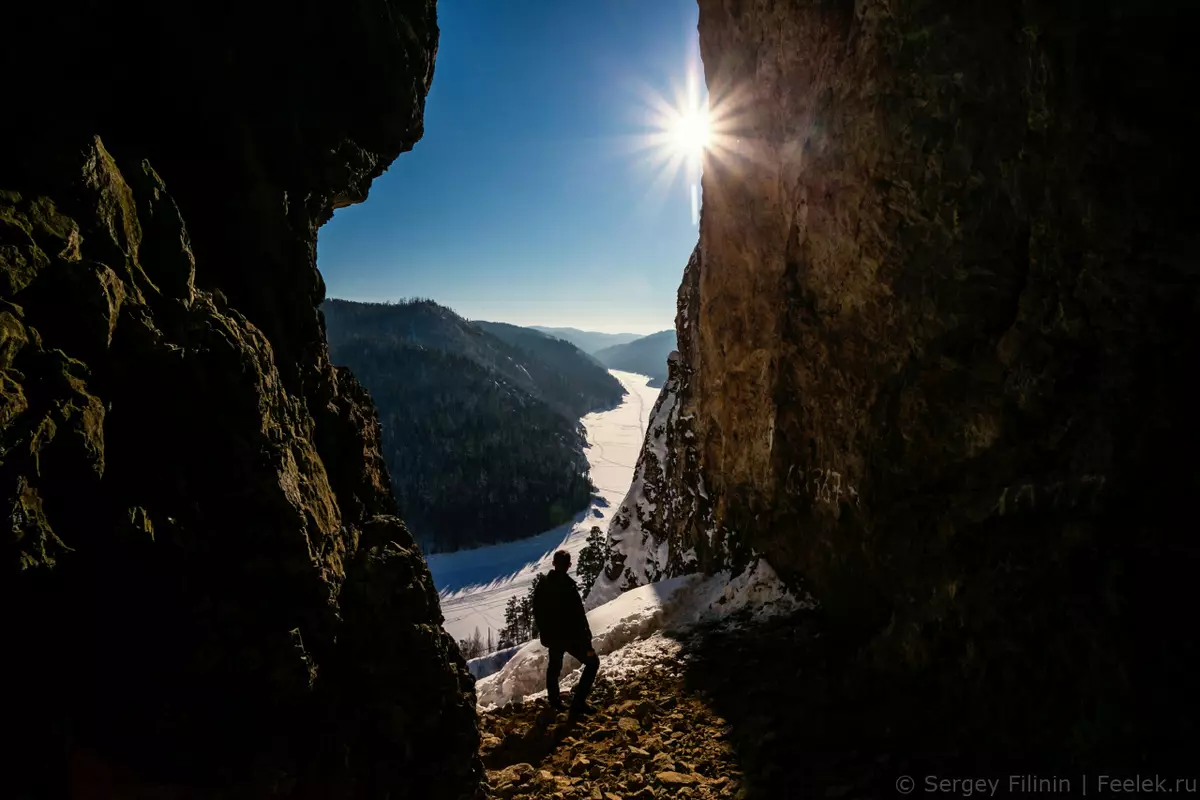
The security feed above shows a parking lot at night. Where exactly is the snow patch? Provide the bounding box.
[474,575,693,707]
[466,644,522,680]
[645,389,678,482]
[475,559,812,709]
[654,539,669,574]
[493,633,685,708]
[664,558,807,626]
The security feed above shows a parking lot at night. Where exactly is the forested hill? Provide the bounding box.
[594,329,678,388]
[321,298,624,552]
[324,299,625,417]
[469,320,625,414]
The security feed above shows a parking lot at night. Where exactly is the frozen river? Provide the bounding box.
[425,370,659,643]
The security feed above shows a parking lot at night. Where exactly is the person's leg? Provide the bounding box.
[565,642,600,710]
[545,647,565,708]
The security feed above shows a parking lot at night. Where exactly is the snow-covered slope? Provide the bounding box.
[585,353,705,610]
[474,558,811,708]
[426,370,662,643]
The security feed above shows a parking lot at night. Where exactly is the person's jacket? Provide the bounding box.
[533,569,592,649]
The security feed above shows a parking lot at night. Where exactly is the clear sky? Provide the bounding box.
[316,0,706,335]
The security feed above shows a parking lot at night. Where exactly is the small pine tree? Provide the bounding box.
[470,627,484,659]
[503,596,520,641]
[527,574,544,639]
[576,525,607,598]
[517,594,533,642]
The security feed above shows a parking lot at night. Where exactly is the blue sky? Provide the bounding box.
[316,0,705,335]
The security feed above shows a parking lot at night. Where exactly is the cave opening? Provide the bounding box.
[5,0,1198,797]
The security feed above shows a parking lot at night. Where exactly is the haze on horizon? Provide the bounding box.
[316,0,707,336]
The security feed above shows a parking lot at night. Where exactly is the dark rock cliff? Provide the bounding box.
[3,1,482,797]
[605,0,1198,763]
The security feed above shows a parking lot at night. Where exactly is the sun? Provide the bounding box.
[623,79,713,225]
[668,105,711,158]
[622,59,747,224]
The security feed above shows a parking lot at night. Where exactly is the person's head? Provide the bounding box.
[552,550,571,572]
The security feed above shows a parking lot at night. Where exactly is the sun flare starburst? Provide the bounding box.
[623,59,747,225]
[668,106,711,159]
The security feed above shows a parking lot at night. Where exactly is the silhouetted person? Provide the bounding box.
[533,550,599,716]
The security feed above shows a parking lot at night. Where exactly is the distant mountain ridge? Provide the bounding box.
[530,326,644,355]
[594,329,677,388]
[321,298,626,552]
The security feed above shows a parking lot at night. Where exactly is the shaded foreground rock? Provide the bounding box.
[479,659,745,800]
[605,0,1200,764]
[482,610,1196,800]
[3,1,481,798]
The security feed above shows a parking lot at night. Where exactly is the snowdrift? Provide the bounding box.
[473,559,811,708]
[466,645,522,680]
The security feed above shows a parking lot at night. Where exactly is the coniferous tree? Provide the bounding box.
[469,627,484,659]
[501,596,520,645]
[497,575,561,647]
[576,526,607,598]
[517,595,533,642]
[527,573,544,639]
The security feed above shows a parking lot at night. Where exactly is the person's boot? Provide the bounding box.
[548,696,565,712]
[568,701,595,718]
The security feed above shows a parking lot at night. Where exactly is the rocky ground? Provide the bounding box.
[480,653,745,800]
[477,611,893,800]
[478,607,1196,800]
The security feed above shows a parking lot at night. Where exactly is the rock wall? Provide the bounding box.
[590,249,750,608]
[609,0,1199,760]
[3,1,482,797]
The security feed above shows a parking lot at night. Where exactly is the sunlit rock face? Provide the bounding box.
[590,247,754,609]
[2,1,482,797]
[612,0,1198,760]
